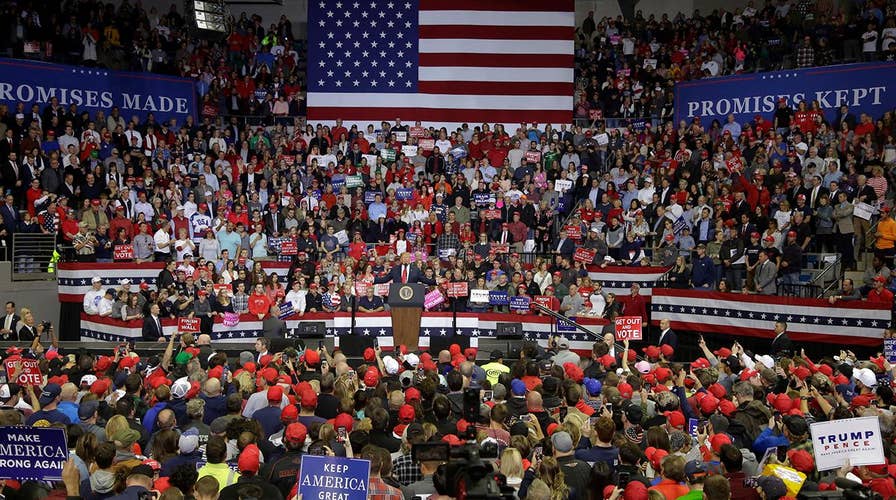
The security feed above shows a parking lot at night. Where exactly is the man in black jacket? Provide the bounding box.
[770,321,792,357]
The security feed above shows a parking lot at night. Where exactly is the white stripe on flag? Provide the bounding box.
[652,295,885,321]
[418,39,574,55]
[308,92,571,109]
[419,11,574,27]
[418,66,573,82]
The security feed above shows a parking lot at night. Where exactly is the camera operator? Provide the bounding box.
[17,307,50,342]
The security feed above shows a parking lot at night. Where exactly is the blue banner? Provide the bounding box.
[488,290,509,306]
[0,58,197,122]
[331,177,346,190]
[509,295,531,311]
[396,188,414,200]
[473,193,494,206]
[886,339,896,363]
[688,418,699,437]
[674,63,896,128]
[0,426,67,480]
[278,302,294,319]
[364,191,378,203]
[299,455,370,500]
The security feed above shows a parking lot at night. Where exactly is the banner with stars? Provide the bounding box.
[650,289,889,347]
[587,266,668,296]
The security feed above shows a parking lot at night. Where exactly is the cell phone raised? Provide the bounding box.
[336,426,347,443]
[481,390,493,402]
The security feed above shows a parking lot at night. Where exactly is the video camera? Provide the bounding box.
[414,388,516,499]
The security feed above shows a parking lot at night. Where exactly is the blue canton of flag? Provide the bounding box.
[308,0,420,93]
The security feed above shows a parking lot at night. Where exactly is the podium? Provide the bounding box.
[389,283,426,350]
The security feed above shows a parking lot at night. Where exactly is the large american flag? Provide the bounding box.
[306,0,575,125]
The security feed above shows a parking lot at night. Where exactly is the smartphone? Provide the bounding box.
[318,341,324,349]
[336,426,347,443]
[482,390,493,403]
[618,472,631,488]
[321,360,328,371]
[519,414,532,422]
[533,446,543,462]
[347,369,356,379]
[605,403,613,414]
[117,343,127,356]
[776,445,788,462]
[589,416,600,427]
[373,337,379,348]
[559,406,568,421]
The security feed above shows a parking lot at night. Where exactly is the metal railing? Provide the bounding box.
[11,234,56,281]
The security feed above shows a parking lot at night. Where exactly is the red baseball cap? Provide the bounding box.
[267,386,283,402]
[285,422,308,444]
[300,389,318,408]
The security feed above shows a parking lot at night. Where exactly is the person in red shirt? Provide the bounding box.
[855,113,876,137]
[248,283,272,319]
[619,283,649,322]
[109,206,134,240]
[867,276,894,304]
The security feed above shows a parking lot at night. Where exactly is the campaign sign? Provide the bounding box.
[688,418,699,437]
[473,193,494,205]
[886,339,896,363]
[810,416,885,471]
[614,316,642,341]
[299,454,370,500]
[533,295,552,309]
[330,177,346,190]
[491,243,510,254]
[0,58,196,121]
[113,244,134,260]
[213,284,232,296]
[0,426,67,480]
[557,317,576,332]
[488,290,509,306]
[178,317,201,333]
[470,289,490,303]
[524,151,541,163]
[419,138,435,150]
[555,179,573,193]
[401,145,417,157]
[424,290,445,310]
[589,109,603,120]
[394,131,408,142]
[381,149,396,162]
[396,188,414,201]
[278,302,294,319]
[674,62,896,128]
[449,146,467,160]
[308,154,338,168]
[345,175,364,188]
[222,312,240,327]
[447,281,469,298]
[574,247,597,263]
[364,191,379,203]
[280,241,298,256]
[409,126,426,138]
[564,225,582,240]
[484,209,501,220]
[509,295,531,311]
[3,359,42,386]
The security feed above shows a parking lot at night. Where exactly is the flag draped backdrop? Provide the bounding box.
[306,0,575,125]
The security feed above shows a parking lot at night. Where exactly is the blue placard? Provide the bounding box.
[488,290,509,306]
[473,193,494,205]
[278,302,294,319]
[630,119,647,131]
[674,63,896,127]
[885,339,896,363]
[509,295,531,311]
[298,454,370,500]
[0,426,67,480]
[449,146,467,160]
[331,177,346,190]
[364,191,378,203]
[0,58,197,122]
[688,418,699,437]
[558,317,577,332]
[396,187,414,200]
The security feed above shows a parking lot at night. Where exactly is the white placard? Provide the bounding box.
[394,131,408,142]
[596,133,609,145]
[470,289,490,303]
[643,58,657,69]
[362,154,378,167]
[402,145,417,157]
[853,202,874,221]
[334,229,349,246]
[554,179,573,193]
[307,154,338,167]
[810,416,885,471]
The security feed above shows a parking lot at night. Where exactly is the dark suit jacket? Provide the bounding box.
[771,332,792,357]
[657,328,679,352]
[17,324,36,342]
[264,213,285,235]
[555,238,575,258]
[0,204,18,232]
[142,315,164,341]
[373,264,436,286]
[491,229,515,244]
[0,314,20,340]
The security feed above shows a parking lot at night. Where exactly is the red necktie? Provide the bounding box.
[402,266,408,284]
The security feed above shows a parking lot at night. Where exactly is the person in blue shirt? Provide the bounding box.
[691,244,716,289]
[25,383,71,426]
[56,382,80,423]
[358,286,385,312]
[575,414,619,468]
[253,386,285,438]
[368,193,387,221]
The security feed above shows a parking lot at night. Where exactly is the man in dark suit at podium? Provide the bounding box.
[374,252,437,286]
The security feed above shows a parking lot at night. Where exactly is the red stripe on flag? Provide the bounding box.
[418,81,574,96]
[420,0,573,11]
[418,53,573,69]
[307,106,572,124]
[665,320,881,347]
[418,25,573,40]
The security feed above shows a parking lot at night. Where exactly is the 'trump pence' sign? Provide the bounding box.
[299,454,370,500]
[614,316,642,341]
[810,416,885,470]
[0,427,67,480]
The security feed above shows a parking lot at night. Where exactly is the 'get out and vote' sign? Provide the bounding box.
[4,359,42,386]
[614,316,642,341]
[810,416,885,471]
[299,454,370,500]
[0,427,68,480]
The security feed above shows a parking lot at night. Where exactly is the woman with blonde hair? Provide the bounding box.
[499,448,524,492]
